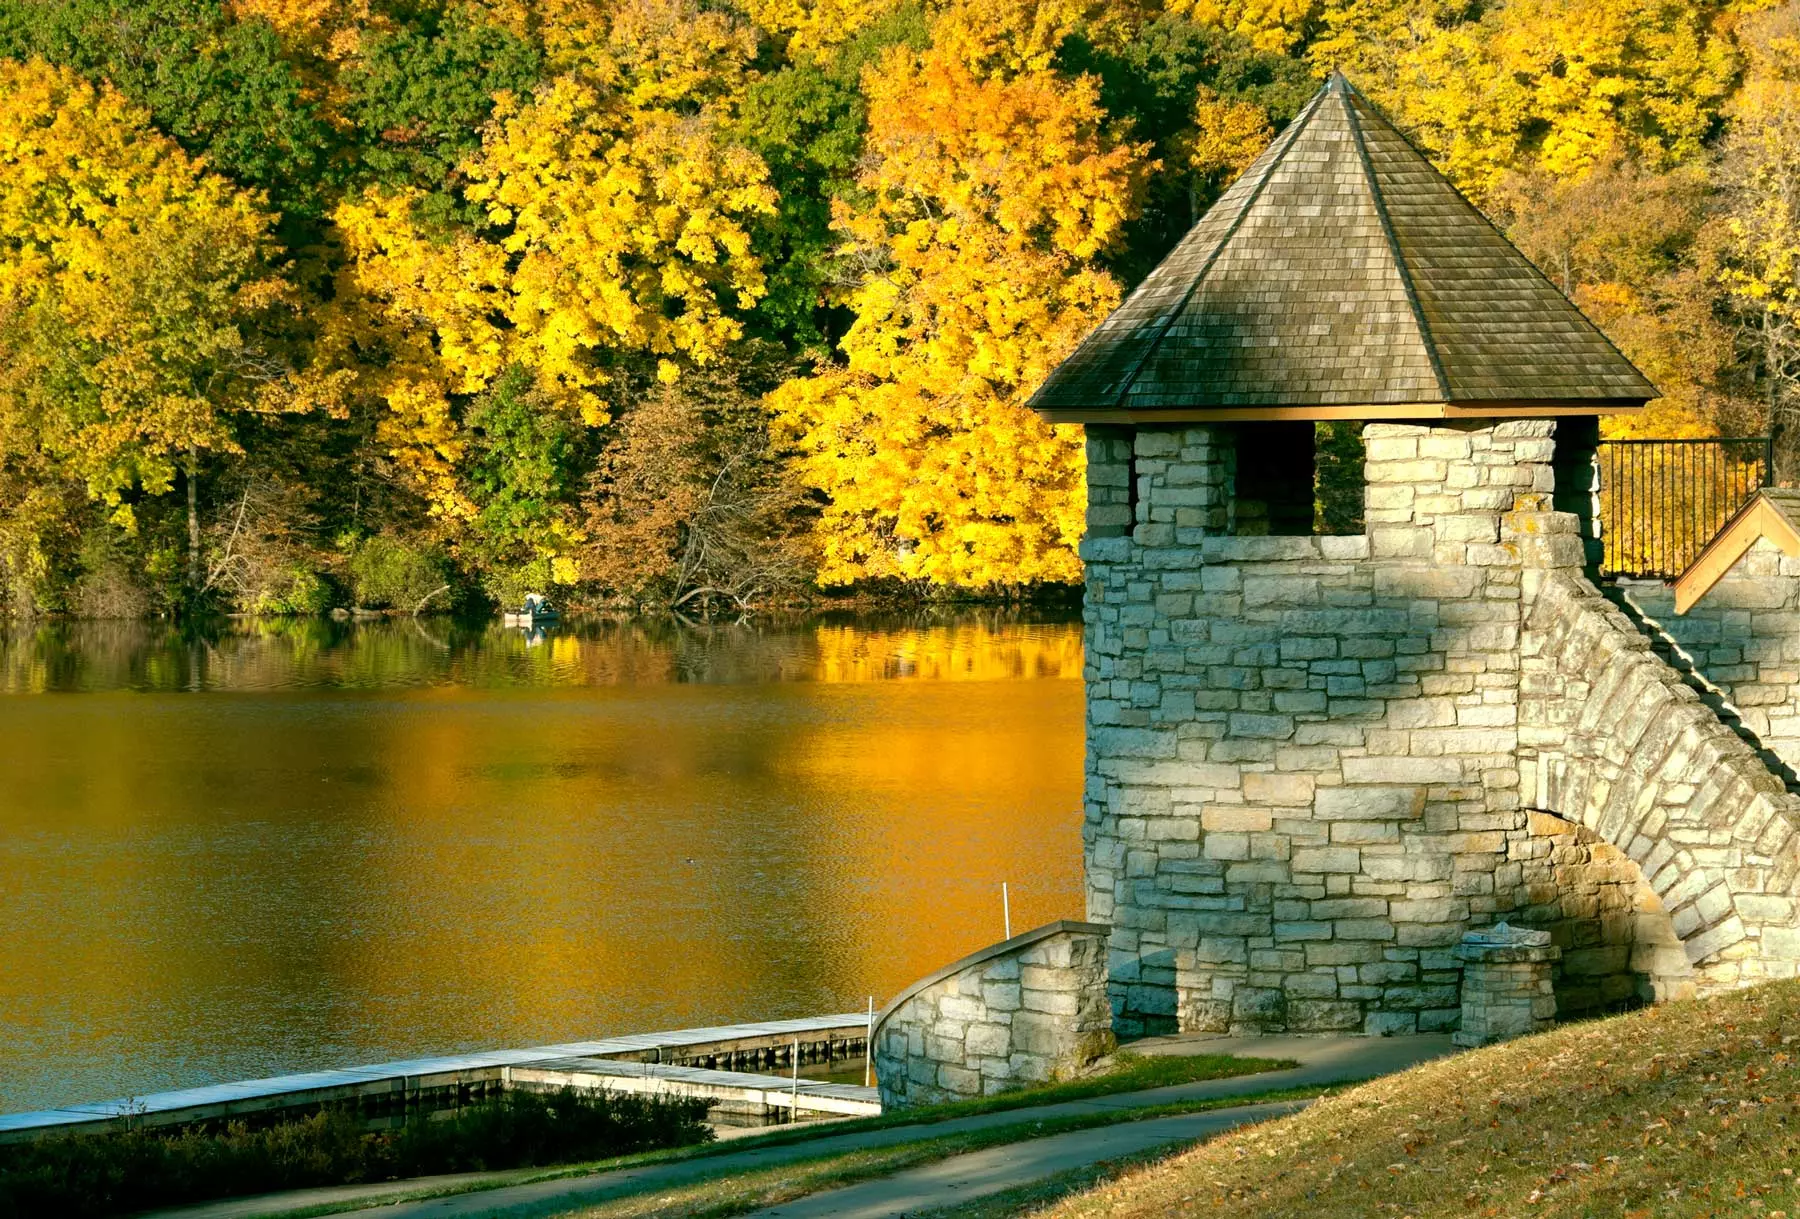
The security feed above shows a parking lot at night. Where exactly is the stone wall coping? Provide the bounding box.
[1455,942,1561,964]
[1462,920,1551,948]
[873,920,1111,1033]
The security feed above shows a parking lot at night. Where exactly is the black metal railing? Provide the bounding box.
[1597,437,1773,579]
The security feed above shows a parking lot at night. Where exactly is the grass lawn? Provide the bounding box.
[232,1050,1296,1219]
[558,1088,1331,1219]
[1026,979,1800,1219]
[912,1142,1193,1219]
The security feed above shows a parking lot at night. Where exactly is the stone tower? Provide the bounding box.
[1028,74,1800,1038]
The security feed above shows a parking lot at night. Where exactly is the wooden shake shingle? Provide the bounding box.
[1029,74,1656,423]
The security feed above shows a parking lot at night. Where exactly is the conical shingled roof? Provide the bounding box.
[1029,74,1656,423]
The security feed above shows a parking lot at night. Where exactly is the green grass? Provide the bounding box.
[1026,979,1800,1219]
[854,1051,1295,1127]
[556,1087,1333,1219]
[213,1051,1296,1219]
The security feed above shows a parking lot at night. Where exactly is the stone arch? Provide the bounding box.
[1522,573,1800,990]
[1510,810,1694,1012]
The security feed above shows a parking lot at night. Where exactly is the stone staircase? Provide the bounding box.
[1599,581,1800,792]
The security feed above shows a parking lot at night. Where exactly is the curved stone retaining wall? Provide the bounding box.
[872,921,1114,1109]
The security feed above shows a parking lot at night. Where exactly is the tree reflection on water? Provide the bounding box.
[0,612,1086,1114]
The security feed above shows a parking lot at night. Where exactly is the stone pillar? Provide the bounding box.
[1453,922,1560,1046]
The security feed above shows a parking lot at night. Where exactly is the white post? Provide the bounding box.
[790,1038,800,1122]
[1003,882,1012,940]
[864,995,874,1088]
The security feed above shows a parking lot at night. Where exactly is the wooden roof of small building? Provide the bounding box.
[1029,73,1657,424]
[1673,489,1800,614]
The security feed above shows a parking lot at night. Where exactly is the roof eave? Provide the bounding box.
[1031,398,1653,425]
[1674,489,1800,614]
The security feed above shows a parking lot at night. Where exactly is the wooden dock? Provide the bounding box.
[509,1059,880,1120]
[0,1014,877,1144]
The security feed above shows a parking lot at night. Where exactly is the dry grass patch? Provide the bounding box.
[1031,980,1800,1219]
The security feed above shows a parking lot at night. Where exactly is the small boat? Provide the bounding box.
[503,592,561,627]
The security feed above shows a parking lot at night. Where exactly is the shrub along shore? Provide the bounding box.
[0,1088,713,1219]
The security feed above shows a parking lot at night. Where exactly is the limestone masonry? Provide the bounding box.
[1621,553,1800,782]
[1081,420,1800,1038]
[1453,922,1560,1047]
[871,921,1113,1108]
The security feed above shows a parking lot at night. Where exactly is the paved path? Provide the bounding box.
[146,1034,1453,1219]
[743,1100,1307,1219]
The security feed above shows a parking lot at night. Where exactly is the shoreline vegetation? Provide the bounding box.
[0,1,1789,624]
[0,1088,715,1219]
[0,1053,1285,1219]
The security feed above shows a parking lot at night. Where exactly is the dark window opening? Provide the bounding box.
[1315,421,1366,535]
[1233,421,1364,536]
[1551,417,1601,571]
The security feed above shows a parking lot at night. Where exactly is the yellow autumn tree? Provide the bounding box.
[729,0,896,55]
[0,59,302,590]
[1184,84,1274,193]
[770,40,1148,587]
[1314,0,1736,198]
[1716,2,1800,478]
[333,4,778,528]
[929,0,1133,77]
[1168,0,1318,52]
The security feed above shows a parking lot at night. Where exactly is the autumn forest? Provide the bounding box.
[0,0,1794,617]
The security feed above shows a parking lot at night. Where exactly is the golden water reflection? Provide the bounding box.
[0,615,1085,1113]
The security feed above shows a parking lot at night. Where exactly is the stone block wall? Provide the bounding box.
[1082,421,1577,1037]
[1511,811,1694,1012]
[1616,549,1800,778]
[1520,573,1800,990]
[872,921,1114,1109]
[1081,418,1800,1039]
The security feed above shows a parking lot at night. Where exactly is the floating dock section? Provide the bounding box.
[0,1014,877,1143]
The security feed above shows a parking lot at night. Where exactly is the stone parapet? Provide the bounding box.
[872,921,1114,1109]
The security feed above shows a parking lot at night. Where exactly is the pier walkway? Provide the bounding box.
[0,1014,874,1143]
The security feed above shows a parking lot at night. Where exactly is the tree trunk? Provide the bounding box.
[186,444,202,594]
[1765,308,1799,488]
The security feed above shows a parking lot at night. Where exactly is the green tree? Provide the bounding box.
[734,4,929,350]
[342,7,543,221]
[461,367,586,597]
[0,0,336,222]
[1060,14,1314,285]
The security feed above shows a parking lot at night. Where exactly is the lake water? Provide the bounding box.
[0,614,1086,1114]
